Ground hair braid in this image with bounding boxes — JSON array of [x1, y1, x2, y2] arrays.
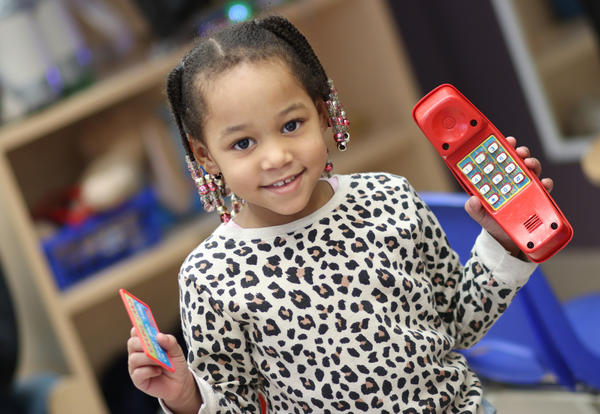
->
[[257, 16, 330, 101], [166, 63, 196, 160]]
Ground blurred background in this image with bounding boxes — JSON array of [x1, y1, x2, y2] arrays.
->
[[0, 0, 599, 412]]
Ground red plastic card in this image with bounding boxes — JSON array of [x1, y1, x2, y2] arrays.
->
[[120, 289, 175, 372], [412, 84, 573, 262]]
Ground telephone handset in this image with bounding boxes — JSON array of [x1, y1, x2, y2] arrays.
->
[[412, 83, 573, 263]]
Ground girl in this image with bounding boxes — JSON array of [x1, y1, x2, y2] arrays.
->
[[127, 15, 552, 414]]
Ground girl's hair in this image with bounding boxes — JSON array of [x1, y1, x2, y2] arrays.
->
[[166, 15, 331, 160]]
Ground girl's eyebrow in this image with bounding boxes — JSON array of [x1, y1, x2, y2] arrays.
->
[[219, 102, 308, 139], [220, 123, 249, 139], [279, 102, 306, 117]]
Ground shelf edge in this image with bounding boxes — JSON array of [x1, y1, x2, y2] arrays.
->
[[0, 46, 187, 152], [61, 216, 217, 315]]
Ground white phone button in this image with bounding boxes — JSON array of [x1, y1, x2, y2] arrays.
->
[[471, 173, 482, 184], [475, 153, 486, 164], [492, 173, 503, 184], [496, 152, 507, 163], [513, 173, 525, 184], [500, 183, 512, 195], [505, 162, 516, 174], [480, 184, 491, 194], [488, 142, 499, 153], [462, 163, 474, 174], [488, 194, 499, 204], [483, 163, 495, 174]]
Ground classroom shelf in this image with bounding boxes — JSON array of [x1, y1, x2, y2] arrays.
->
[[0, 1, 451, 412], [61, 215, 217, 315]]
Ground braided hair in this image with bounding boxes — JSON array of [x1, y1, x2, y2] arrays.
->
[[165, 15, 331, 161]]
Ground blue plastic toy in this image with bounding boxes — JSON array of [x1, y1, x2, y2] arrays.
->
[[420, 192, 600, 390]]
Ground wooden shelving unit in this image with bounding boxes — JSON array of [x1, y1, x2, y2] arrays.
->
[[510, 0, 600, 137], [0, 1, 451, 412]]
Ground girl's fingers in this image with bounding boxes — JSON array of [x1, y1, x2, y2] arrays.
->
[[156, 334, 178, 352], [465, 196, 486, 224], [156, 333, 183, 358], [506, 137, 545, 178], [516, 145, 531, 159], [130, 327, 137, 337], [523, 157, 542, 177], [507, 136, 532, 161], [127, 335, 144, 354], [541, 177, 554, 193], [128, 349, 162, 374], [130, 364, 163, 384]]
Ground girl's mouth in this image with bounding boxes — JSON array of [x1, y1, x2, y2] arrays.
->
[[263, 170, 304, 191]]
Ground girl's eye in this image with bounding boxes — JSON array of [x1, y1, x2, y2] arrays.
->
[[282, 119, 302, 134], [232, 138, 255, 151]]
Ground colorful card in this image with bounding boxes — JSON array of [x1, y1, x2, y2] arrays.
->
[[120, 288, 175, 372]]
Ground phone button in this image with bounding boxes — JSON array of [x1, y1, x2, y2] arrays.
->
[[475, 153, 486, 164], [487, 142, 499, 153], [500, 183, 512, 195], [488, 194, 500, 204], [471, 173, 482, 184], [483, 163, 495, 174], [505, 162, 516, 174], [480, 184, 491, 194], [492, 173, 503, 184], [513, 173, 525, 184], [496, 152, 507, 163], [462, 163, 474, 174]]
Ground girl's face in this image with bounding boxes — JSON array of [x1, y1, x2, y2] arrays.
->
[[190, 59, 331, 228]]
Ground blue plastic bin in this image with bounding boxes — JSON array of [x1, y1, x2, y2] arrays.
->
[[42, 187, 162, 290]]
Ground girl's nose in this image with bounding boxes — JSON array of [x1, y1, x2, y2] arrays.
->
[[260, 139, 293, 170]]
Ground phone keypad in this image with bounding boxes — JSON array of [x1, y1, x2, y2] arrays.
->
[[457, 135, 530, 210]]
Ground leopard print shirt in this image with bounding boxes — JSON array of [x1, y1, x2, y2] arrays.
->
[[176, 173, 535, 414]]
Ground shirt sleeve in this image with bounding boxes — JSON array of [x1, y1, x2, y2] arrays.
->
[[173, 269, 262, 413], [410, 185, 537, 350], [158, 370, 230, 414]]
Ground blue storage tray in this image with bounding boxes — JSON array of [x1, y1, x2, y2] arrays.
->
[[42, 187, 162, 290]]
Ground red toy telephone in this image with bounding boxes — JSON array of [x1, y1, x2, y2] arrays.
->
[[412, 83, 573, 263]]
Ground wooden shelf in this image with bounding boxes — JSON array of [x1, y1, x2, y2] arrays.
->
[[61, 215, 217, 315], [331, 125, 415, 173], [0, 45, 187, 152], [0, 0, 343, 153], [0, 1, 453, 412], [273, 0, 344, 19], [535, 20, 598, 76]]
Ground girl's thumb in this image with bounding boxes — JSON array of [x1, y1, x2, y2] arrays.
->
[[157, 333, 184, 358], [464, 195, 486, 225]]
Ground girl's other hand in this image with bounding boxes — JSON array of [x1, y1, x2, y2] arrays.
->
[[127, 328, 202, 412], [464, 136, 554, 257]]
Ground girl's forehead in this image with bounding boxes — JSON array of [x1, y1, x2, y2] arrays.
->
[[202, 59, 306, 106], [201, 58, 295, 91], [199, 59, 316, 137]]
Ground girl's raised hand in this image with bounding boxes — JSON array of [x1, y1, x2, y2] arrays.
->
[[127, 328, 202, 412], [464, 136, 554, 257]]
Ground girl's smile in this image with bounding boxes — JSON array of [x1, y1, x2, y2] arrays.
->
[[261, 169, 305, 192], [190, 59, 331, 228]]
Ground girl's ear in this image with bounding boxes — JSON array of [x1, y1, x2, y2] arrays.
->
[[187, 135, 220, 175], [316, 99, 329, 132]]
